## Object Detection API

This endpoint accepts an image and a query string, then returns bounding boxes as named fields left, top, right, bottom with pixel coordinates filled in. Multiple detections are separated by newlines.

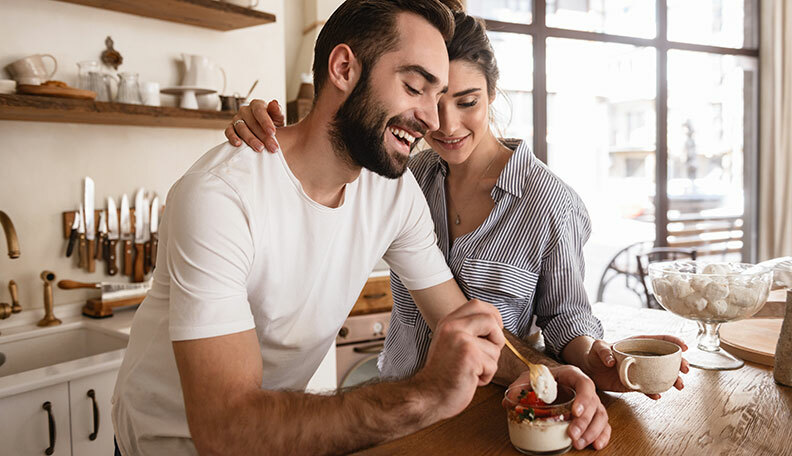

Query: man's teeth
left=389, top=127, right=416, bottom=144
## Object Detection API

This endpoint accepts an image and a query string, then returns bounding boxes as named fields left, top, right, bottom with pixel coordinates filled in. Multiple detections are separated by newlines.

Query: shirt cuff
left=540, top=313, right=604, bottom=358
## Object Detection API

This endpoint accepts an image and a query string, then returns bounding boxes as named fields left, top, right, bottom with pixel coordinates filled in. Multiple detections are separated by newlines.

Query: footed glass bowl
left=648, top=261, right=772, bottom=370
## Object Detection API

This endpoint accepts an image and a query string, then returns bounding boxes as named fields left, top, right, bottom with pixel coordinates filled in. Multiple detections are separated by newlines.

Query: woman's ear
left=327, top=44, right=362, bottom=94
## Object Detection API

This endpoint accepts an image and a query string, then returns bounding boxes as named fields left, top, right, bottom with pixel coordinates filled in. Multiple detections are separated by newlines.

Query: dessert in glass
left=503, top=383, right=575, bottom=455
left=648, top=261, right=773, bottom=370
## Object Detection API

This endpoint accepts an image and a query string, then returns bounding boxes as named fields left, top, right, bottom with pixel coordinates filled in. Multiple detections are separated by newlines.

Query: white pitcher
left=180, top=54, right=226, bottom=92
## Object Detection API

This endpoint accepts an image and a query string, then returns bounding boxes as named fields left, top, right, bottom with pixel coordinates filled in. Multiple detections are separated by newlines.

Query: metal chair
left=596, top=241, right=655, bottom=307
left=636, top=247, right=697, bottom=309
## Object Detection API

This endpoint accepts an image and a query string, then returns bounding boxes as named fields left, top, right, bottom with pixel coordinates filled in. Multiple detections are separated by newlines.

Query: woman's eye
left=405, top=84, right=422, bottom=96
left=459, top=99, right=478, bottom=108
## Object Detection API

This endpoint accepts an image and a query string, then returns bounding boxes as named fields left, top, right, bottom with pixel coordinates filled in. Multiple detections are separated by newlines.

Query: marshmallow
left=703, top=281, right=730, bottom=302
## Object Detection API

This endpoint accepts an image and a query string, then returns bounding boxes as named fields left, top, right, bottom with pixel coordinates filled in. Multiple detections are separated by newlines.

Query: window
left=470, top=0, right=759, bottom=301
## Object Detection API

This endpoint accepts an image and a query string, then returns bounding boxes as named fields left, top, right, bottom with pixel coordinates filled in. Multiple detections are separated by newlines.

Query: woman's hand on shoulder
left=224, top=99, right=284, bottom=153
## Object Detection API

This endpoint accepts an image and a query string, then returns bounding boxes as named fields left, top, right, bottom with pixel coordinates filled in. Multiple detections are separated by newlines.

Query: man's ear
left=327, top=44, right=362, bottom=94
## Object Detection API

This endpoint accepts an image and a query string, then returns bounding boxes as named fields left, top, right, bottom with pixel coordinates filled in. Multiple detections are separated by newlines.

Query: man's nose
left=415, top=97, right=440, bottom=133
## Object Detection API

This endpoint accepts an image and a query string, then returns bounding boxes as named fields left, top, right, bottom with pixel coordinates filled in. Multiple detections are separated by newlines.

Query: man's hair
left=312, top=0, right=455, bottom=98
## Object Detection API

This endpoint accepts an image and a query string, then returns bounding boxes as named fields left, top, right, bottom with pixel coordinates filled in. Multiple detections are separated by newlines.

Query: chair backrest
left=636, top=248, right=698, bottom=309
left=596, top=240, right=655, bottom=306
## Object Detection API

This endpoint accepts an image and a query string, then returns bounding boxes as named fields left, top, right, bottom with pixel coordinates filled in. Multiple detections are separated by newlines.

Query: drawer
left=350, top=276, right=393, bottom=316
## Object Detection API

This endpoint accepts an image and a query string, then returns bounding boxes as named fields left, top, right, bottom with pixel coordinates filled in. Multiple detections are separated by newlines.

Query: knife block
left=82, top=294, right=146, bottom=318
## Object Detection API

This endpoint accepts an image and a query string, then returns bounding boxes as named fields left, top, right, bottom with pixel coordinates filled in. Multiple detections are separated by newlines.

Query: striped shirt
left=378, top=139, right=604, bottom=380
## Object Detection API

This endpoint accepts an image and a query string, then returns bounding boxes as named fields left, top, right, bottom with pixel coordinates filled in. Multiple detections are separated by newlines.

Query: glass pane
left=488, top=32, right=533, bottom=143
left=546, top=38, right=657, bottom=304
left=667, top=0, right=758, bottom=49
left=467, top=0, right=533, bottom=24
left=546, top=0, right=656, bottom=38
left=666, top=50, right=758, bottom=260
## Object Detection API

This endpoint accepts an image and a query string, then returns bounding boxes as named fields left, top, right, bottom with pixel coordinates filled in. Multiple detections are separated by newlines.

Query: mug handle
left=251, top=0, right=259, bottom=7
left=618, top=356, right=642, bottom=391
left=218, top=66, right=227, bottom=94
left=41, top=54, right=58, bottom=79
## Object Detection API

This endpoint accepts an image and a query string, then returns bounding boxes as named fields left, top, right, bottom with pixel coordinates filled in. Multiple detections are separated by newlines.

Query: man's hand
left=414, top=299, right=505, bottom=422
left=225, top=99, right=285, bottom=153
left=505, top=365, right=611, bottom=451
left=584, top=335, right=690, bottom=400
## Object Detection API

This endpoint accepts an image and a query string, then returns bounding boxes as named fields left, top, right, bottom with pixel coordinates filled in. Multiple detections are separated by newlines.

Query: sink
left=0, top=323, right=128, bottom=379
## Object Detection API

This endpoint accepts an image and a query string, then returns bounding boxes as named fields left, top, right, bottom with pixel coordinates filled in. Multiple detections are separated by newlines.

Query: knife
left=120, top=194, right=133, bottom=276
left=96, top=209, right=107, bottom=262
left=77, top=203, right=87, bottom=269
left=57, top=278, right=152, bottom=302
left=84, top=177, right=96, bottom=273
left=106, top=196, right=120, bottom=276
left=133, top=188, right=146, bottom=283
left=150, top=195, right=160, bottom=270
left=142, top=194, right=152, bottom=276
left=66, top=214, right=79, bottom=257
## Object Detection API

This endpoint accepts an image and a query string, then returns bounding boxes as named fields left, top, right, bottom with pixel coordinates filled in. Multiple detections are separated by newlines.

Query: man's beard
left=329, top=69, right=424, bottom=179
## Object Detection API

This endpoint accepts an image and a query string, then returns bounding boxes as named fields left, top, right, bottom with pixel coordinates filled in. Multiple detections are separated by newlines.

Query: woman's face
left=425, top=59, right=492, bottom=166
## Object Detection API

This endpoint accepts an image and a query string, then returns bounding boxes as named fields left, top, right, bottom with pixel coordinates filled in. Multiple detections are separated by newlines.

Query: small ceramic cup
left=0, top=79, right=17, bottom=94
left=612, top=338, right=682, bottom=394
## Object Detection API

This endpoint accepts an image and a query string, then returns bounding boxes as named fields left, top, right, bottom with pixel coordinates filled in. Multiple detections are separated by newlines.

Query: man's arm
left=173, top=300, right=505, bottom=455
left=407, top=279, right=559, bottom=386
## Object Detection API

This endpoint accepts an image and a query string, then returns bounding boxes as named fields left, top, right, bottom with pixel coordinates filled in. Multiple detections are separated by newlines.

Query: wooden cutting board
left=721, top=318, right=782, bottom=366
left=17, top=83, right=96, bottom=100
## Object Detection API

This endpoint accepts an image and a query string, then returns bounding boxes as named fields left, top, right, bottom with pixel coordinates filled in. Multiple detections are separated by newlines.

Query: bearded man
left=111, top=1, right=507, bottom=455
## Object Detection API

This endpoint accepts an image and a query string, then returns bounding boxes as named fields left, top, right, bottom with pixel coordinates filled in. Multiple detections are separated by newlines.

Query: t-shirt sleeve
left=382, top=171, right=453, bottom=290
left=165, top=172, right=256, bottom=341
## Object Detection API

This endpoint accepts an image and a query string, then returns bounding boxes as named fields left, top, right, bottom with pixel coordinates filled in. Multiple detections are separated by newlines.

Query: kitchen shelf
left=53, top=0, right=276, bottom=31
left=0, top=94, right=233, bottom=129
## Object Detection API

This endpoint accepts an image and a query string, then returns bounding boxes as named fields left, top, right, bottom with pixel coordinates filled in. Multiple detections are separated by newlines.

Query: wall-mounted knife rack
left=61, top=208, right=162, bottom=239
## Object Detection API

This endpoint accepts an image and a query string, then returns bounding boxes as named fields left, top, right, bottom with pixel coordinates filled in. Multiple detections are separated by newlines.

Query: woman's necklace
left=446, top=149, right=500, bottom=226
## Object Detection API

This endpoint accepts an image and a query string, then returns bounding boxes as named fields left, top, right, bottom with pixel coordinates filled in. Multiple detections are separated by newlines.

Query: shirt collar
left=429, top=138, right=533, bottom=197
left=495, top=138, right=533, bottom=198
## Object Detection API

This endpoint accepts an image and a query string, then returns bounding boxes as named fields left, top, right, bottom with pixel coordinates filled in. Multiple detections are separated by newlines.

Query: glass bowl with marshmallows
left=648, top=261, right=772, bottom=370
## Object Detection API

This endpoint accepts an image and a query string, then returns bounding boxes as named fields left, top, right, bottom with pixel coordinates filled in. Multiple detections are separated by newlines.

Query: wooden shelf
left=53, top=0, right=276, bottom=31
left=0, top=94, right=233, bottom=129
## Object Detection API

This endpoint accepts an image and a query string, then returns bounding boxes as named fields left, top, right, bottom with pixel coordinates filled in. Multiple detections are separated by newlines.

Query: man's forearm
left=198, top=375, right=438, bottom=455
left=492, top=330, right=561, bottom=386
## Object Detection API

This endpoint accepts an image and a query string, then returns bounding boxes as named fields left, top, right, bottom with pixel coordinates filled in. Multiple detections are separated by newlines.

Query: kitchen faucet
left=0, top=211, right=20, bottom=259
left=0, top=211, right=21, bottom=329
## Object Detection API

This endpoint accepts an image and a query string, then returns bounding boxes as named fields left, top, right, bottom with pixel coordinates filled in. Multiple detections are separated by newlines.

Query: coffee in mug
left=612, top=338, right=682, bottom=394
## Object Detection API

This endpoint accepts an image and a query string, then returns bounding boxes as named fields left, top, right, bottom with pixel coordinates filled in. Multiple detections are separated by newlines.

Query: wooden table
left=355, top=300, right=792, bottom=456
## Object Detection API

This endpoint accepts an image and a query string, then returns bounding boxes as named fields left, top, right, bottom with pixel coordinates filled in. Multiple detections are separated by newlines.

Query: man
left=113, top=2, right=503, bottom=455
left=113, top=1, right=611, bottom=454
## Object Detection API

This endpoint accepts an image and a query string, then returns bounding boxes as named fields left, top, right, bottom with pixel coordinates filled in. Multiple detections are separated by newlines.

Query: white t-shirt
left=111, top=142, right=452, bottom=455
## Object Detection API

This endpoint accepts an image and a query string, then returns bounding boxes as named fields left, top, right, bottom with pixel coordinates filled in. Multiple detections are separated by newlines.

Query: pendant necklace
left=446, top=149, right=500, bottom=226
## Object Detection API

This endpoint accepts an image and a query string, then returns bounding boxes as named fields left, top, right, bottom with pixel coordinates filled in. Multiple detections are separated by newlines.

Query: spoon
left=503, top=330, right=557, bottom=403
left=243, top=79, right=259, bottom=103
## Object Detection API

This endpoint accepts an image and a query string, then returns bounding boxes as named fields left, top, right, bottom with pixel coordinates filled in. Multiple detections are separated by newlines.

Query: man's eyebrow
left=452, top=88, right=481, bottom=97
left=397, top=65, right=441, bottom=85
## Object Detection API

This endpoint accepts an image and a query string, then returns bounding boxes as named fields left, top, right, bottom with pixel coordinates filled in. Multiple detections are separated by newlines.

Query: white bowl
left=0, top=79, right=16, bottom=94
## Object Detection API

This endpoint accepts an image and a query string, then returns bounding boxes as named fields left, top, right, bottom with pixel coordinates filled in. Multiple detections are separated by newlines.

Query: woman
left=226, top=9, right=688, bottom=451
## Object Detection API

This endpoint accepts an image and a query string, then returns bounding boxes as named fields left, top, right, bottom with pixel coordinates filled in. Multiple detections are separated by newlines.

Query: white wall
left=0, top=0, right=286, bottom=312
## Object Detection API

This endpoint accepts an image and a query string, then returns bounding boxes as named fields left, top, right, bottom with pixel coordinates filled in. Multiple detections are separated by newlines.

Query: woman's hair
left=445, top=11, right=500, bottom=98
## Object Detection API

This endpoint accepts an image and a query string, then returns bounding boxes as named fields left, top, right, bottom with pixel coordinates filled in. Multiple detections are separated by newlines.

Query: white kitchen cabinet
left=0, top=369, right=118, bottom=456
left=69, top=370, right=118, bottom=456
left=0, top=382, right=71, bottom=456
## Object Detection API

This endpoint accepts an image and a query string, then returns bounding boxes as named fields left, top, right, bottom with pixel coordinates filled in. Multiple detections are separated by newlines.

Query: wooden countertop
left=355, top=299, right=792, bottom=456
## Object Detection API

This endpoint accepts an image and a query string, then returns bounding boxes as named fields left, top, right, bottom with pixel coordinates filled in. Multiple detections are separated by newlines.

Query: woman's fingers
left=224, top=121, right=243, bottom=147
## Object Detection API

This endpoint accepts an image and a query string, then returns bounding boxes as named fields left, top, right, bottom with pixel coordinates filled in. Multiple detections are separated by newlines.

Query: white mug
left=140, top=81, right=161, bottom=106
left=5, top=54, right=57, bottom=85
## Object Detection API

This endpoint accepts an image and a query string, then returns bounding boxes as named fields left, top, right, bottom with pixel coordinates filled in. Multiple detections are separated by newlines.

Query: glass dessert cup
left=503, top=383, right=575, bottom=455
left=648, top=261, right=773, bottom=370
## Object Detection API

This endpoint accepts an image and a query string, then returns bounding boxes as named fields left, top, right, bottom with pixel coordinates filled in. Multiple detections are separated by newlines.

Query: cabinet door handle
left=87, top=389, right=100, bottom=441
left=42, top=401, right=56, bottom=455
left=363, top=292, right=386, bottom=299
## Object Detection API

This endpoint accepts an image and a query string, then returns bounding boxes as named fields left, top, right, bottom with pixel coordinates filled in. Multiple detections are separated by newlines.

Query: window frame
left=479, top=0, right=760, bottom=261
